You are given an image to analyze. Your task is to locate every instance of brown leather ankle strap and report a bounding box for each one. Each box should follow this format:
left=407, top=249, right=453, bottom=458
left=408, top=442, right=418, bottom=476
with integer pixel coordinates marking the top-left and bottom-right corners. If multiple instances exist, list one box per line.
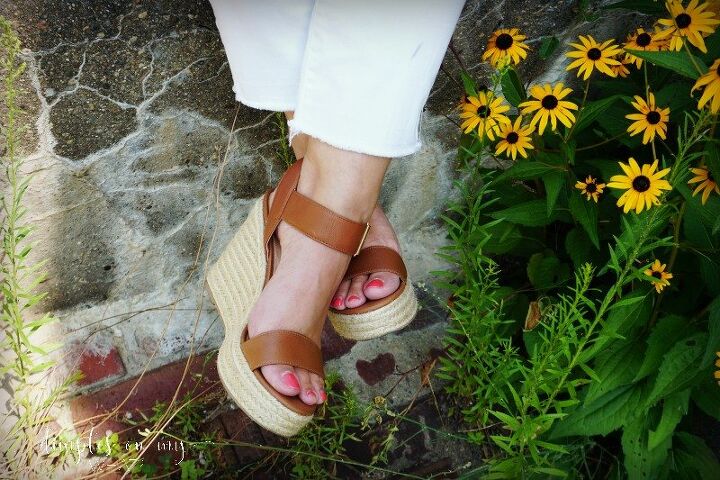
left=264, top=159, right=370, bottom=256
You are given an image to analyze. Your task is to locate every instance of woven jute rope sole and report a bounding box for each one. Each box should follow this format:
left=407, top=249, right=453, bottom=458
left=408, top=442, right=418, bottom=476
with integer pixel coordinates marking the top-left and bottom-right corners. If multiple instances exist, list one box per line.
left=207, top=197, right=313, bottom=437
left=328, top=281, right=419, bottom=341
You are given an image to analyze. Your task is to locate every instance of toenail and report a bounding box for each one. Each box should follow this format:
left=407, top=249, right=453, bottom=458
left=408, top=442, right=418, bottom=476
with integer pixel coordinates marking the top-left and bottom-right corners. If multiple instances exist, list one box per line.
left=281, top=371, right=300, bottom=390
left=331, top=297, right=344, bottom=308
left=366, top=278, right=384, bottom=289
left=319, top=390, right=327, bottom=402
left=347, top=295, right=360, bottom=303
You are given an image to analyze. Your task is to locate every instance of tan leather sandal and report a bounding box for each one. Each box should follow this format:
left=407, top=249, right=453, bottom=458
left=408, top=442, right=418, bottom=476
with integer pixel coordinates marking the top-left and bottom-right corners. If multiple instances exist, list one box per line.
left=328, top=245, right=419, bottom=340
left=206, top=159, right=370, bottom=437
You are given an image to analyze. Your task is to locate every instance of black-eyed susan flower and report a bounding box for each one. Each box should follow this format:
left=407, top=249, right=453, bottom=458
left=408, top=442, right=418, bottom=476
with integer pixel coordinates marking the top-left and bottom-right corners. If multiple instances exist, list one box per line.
left=688, top=165, right=720, bottom=204
left=482, top=28, right=530, bottom=68
left=575, top=175, right=606, bottom=202
left=459, top=91, right=511, bottom=140
left=624, top=28, right=663, bottom=68
left=519, top=83, right=578, bottom=135
left=692, top=58, right=720, bottom=113
left=607, top=158, right=672, bottom=214
left=644, top=259, right=673, bottom=293
left=611, top=56, right=633, bottom=77
left=715, top=352, right=720, bottom=385
left=494, top=116, right=535, bottom=160
left=566, top=35, right=624, bottom=80
left=656, top=0, right=720, bottom=53
left=626, top=92, right=670, bottom=144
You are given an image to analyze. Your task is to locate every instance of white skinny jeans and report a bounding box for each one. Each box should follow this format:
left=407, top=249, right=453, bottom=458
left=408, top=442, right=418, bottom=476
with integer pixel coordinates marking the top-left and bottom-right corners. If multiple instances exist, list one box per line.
left=208, top=0, right=465, bottom=158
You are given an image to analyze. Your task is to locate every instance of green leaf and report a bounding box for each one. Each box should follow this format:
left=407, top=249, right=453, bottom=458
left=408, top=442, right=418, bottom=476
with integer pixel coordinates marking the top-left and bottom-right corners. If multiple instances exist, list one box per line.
left=602, top=0, right=666, bottom=14
left=569, top=191, right=599, bottom=249
left=573, top=95, right=628, bottom=134
left=527, top=250, right=571, bottom=291
left=460, top=71, right=477, bottom=97
left=625, top=49, right=704, bottom=79
left=544, top=171, right=565, bottom=217
left=635, top=315, right=695, bottom=382
left=646, top=333, right=708, bottom=406
left=703, top=295, right=720, bottom=365
left=495, top=160, right=565, bottom=183
left=648, top=389, right=690, bottom=450
left=673, top=432, right=720, bottom=479
left=551, top=383, right=647, bottom=438
left=500, top=67, right=526, bottom=107
left=622, top=412, right=672, bottom=480
left=585, top=338, right=645, bottom=404
left=565, top=228, right=592, bottom=269
left=539, top=36, right=560, bottom=59
left=489, top=200, right=553, bottom=227
left=692, top=375, right=720, bottom=422
left=703, top=142, right=720, bottom=195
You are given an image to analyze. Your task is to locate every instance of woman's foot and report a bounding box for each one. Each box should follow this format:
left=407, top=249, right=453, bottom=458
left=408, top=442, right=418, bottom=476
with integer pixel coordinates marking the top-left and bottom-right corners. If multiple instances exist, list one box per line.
left=330, top=206, right=402, bottom=310
left=246, top=140, right=389, bottom=406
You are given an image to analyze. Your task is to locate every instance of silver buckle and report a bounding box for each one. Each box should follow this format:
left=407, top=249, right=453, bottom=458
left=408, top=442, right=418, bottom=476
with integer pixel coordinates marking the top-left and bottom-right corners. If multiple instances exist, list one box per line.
left=354, top=223, right=371, bottom=257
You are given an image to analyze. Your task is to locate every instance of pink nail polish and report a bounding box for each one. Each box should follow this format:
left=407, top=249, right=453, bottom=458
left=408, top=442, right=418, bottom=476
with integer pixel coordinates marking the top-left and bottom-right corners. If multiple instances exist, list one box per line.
left=331, top=297, right=344, bottom=308
left=281, top=371, right=300, bottom=390
left=347, top=295, right=360, bottom=303
left=366, top=278, right=384, bottom=289
left=319, top=390, right=327, bottom=402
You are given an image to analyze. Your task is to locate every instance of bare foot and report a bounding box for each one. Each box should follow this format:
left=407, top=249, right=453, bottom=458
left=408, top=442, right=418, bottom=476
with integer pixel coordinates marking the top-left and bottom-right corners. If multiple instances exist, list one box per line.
left=330, top=206, right=402, bottom=311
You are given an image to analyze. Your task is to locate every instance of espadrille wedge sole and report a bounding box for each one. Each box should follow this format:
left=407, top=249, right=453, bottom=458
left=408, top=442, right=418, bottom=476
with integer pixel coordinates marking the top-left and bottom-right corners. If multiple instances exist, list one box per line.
left=207, top=159, right=372, bottom=437
left=328, top=246, right=418, bottom=340
left=208, top=197, right=314, bottom=437
left=329, top=278, right=418, bottom=340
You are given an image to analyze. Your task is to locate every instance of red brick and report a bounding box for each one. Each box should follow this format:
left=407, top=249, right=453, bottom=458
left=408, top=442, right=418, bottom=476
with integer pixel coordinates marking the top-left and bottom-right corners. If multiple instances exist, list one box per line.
left=220, top=409, right=268, bottom=463
left=77, top=347, right=126, bottom=386
left=321, top=321, right=356, bottom=361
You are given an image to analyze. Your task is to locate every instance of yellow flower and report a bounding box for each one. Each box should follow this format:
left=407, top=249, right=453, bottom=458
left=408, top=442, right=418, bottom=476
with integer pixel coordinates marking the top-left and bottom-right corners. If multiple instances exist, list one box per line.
left=482, top=28, right=530, bottom=68
left=575, top=175, right=606, bottom=202
left=688, top=165, right=720, bottom=204
left=566, top=35, right=623, bottom=80
left=644, top=259, right=673, bottom=293
left=459, top=91, right=511, bottom=140
left=607, top=158, right=672, bottom=214
left=494, top=116, right=535, bottom=160
left=611, top=56, right=633, bottom=77
left=519, top=83, right=578, bottom=135
left=692, top=58, right=720, bottom=113
left=624, top=28, right=664, bottom=68
left=656, top=0, right=720, bottom=53
left=715, top=352, right=720, bottom=385
left=625, top=92, right=670, bottom=144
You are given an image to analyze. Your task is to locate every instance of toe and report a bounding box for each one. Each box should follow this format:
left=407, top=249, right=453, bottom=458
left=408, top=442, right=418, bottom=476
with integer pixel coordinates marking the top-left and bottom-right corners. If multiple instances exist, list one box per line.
left=259, top=365, right=301, bottom=397
left=363, top=272, right=401, bottom=300
left=296, top=369, right=318, bottom=405
left=310, top=375, right=326, bottom=404
left=345, top=275, right=368, bottom=309
left=331, top=279, right=351, bottom=310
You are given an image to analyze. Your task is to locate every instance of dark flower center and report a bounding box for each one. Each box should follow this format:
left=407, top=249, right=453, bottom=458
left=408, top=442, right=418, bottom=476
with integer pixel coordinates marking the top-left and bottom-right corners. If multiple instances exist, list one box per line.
left=476, top=105, right=491, bottom=118
left=651, top=271, right=663, bottom=279
left=587, top=47, right=602, bottom=60
left=632, top=175, right=651, bottom=192
left=541, top=95, right=559, bottom=110
left=585, top=183, right=597, bottom=193
left=675, top=13, right=691, bottom=29
left=636, top=33, right=652, bottom=47
left=506, top=132, right=519, bottom=144
left=708, top=171, right=715, bottom=182
left=716, top=63, right=720, bottom=76
left=646, top=110, right=661, bottom=125
left=496, top=33, right=514, bottom=50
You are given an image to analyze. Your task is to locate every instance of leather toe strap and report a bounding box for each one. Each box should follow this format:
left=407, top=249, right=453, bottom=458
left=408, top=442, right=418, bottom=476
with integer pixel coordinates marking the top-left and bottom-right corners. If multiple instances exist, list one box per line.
left=241, top=328, right=324, bottom=378
left=345, top=246, right=407, bottom=281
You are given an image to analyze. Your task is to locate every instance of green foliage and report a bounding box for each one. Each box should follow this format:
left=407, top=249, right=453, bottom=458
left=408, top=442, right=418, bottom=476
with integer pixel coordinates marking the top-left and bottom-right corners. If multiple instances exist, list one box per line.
left=438, top=4, right=720, bottom=478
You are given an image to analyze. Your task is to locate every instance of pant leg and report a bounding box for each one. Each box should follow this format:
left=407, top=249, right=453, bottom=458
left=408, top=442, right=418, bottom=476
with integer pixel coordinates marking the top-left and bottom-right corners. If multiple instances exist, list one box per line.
left=208, top=0, right=314, bottom=111
left=289, top=0, right=465, bottom=158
